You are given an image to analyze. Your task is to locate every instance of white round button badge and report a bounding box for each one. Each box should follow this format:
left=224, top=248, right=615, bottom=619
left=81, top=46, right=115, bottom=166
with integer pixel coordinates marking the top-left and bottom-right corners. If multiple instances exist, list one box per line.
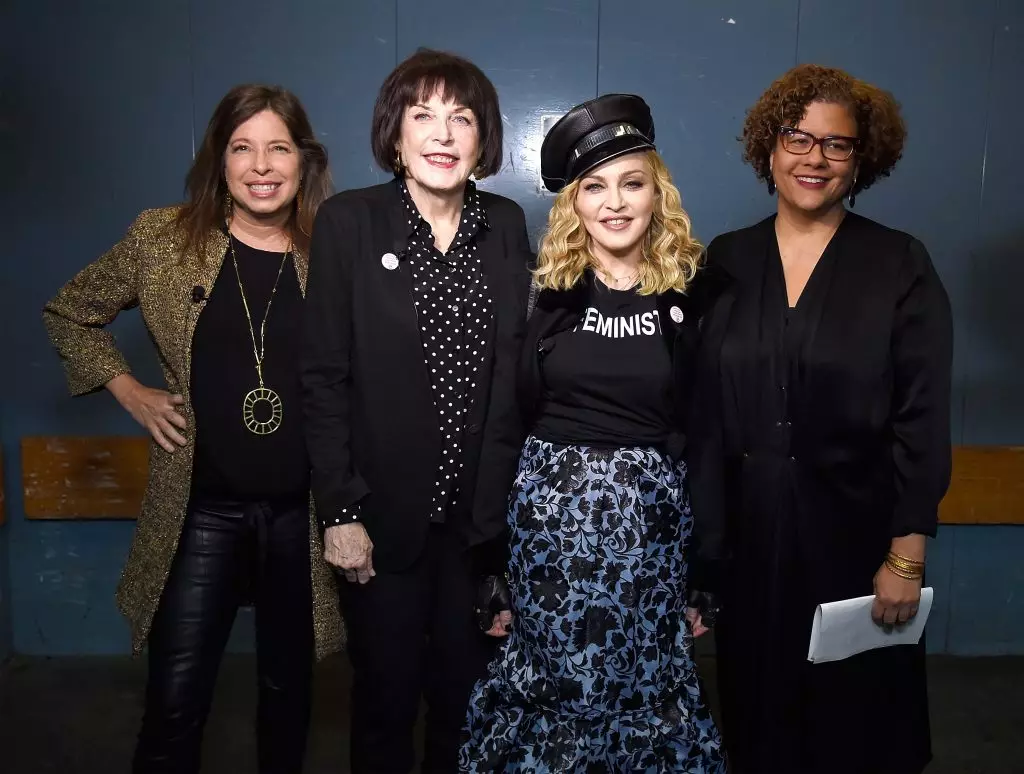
left=670, top=306, right=685, bottom=323
left=381, top=252, right=399, bottom=271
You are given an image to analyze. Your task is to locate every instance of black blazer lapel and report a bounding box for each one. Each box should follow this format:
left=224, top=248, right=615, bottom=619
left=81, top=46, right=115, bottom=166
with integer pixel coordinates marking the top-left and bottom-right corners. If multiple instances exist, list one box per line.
left=365, top=188, right=435, bottom=402
left=655, top=288, right=691, bottom=351
left=465, top=220, right=502, bottom=425
left=518, top=281, right=588, bottom=427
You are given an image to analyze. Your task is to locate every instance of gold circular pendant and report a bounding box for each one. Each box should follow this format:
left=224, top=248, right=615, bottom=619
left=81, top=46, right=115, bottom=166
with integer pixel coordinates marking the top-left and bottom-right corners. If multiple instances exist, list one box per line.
left=242, top=387, right=283, bottom=435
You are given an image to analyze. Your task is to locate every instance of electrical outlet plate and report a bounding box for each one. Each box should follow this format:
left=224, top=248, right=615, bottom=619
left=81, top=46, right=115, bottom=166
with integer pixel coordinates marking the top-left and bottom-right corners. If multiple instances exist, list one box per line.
left=537, top=113, right=562, bottom=194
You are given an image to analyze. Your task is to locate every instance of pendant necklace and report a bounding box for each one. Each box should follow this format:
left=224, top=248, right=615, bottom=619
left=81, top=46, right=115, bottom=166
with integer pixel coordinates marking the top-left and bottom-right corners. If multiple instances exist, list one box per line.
left=227, top=228, right=290, bottom=435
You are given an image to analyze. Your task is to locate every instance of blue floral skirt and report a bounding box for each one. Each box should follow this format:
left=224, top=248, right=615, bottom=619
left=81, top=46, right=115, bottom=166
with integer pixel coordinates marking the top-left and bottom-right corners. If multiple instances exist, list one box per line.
left=460, top=437, right=726, bottom=773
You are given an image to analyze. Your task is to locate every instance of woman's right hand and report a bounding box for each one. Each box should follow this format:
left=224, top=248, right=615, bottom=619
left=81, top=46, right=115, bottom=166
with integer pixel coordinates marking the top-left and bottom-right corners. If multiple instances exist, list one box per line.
left=324, top=523, right=376, bottom=584
left=106, top=373, right=188, bottom=453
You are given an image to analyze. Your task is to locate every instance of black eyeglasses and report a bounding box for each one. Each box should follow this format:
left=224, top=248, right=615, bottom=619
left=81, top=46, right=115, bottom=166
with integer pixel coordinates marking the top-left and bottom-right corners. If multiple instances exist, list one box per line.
left=779, top=127, right=859, bottom=161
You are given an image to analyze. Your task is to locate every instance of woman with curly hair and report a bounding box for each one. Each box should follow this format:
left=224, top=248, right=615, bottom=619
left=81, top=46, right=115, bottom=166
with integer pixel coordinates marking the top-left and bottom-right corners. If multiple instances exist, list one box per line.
left=461, top=94, right=726, bottom=772
left=688, top=64, right=953, bottom=772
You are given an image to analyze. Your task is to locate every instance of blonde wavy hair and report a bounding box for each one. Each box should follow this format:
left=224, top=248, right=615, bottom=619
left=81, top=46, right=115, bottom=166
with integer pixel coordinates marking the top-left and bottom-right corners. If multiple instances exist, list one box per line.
left=534, top=150, right=702, bottom=295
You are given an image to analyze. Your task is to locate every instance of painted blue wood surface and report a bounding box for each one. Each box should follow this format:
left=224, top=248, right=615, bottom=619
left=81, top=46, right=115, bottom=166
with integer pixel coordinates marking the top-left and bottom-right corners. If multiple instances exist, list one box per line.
left=1, top=0, right=1021, bottom=655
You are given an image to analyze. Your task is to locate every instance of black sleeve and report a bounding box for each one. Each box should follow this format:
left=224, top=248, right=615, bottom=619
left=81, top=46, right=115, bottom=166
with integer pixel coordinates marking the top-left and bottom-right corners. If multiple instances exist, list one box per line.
left=889, top=238, right=953, bottom=538
left=467, top=205, right=533, bottom=575
left=686, top=237, right=729, bottom=592
left=301, top=200, right=371, bottom=530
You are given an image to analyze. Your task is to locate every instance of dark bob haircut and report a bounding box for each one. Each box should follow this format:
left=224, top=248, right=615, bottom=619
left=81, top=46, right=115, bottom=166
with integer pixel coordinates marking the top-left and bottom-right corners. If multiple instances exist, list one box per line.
left=742, top=64, right=906, bottom=196
left=371, top=48, right=504, bottom=178
left=176, top=84, right=330, bottom=258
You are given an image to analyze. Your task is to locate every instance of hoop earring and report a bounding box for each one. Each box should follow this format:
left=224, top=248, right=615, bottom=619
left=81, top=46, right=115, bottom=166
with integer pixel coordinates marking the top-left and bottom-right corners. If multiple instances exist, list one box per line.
left=848, top=176, right=858, bottom=208
left=394, top=150, right=404, bottom=175
left=767, top=177, right=776, bottom=196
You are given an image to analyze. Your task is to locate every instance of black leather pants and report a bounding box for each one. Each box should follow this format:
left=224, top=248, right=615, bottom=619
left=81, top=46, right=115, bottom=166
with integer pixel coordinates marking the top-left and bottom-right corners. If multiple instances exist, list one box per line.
left=132, top=496, right=314, bottom=774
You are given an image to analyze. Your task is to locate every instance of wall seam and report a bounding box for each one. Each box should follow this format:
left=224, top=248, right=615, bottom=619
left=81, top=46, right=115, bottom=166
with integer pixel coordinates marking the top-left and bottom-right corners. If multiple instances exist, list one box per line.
left=793, top=0, right=802, bottom=65
left=962, top=0, right=1001, bottom=446
left=594, top=0, right=601, bottom=97
left=186, top=0, right=197, bottom=158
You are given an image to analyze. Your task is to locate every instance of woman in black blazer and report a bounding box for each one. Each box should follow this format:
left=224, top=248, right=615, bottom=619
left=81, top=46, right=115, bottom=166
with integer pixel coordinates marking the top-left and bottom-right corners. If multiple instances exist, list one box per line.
left=690, top=64, right=953, bottom=773
left=300, top=49, right=531, bottom=774
left=461, top=94, right=726, bottom=773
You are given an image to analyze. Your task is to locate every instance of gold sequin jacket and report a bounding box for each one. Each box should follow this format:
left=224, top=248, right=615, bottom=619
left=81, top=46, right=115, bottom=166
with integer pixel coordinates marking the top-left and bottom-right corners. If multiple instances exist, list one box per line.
left=42, top=206, right=344, bottom=659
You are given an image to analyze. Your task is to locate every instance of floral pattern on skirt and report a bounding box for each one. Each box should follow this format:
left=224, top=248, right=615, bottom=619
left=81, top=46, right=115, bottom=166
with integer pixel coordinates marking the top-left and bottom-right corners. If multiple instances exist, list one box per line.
left=460, top=437, right=726, bottom=773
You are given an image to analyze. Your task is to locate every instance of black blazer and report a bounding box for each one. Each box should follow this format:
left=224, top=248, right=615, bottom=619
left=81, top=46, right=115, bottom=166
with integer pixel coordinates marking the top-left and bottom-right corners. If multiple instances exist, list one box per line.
left=690, top=212, right=953, bottom=595
left=301, top=180, right=532, bottom=572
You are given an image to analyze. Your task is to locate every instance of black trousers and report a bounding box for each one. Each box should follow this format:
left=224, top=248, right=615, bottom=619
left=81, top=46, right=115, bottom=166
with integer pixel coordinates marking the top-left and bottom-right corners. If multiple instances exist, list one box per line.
left=340, top=524, right=497, bottom=774
left=133, top=496, right=314, bottom=774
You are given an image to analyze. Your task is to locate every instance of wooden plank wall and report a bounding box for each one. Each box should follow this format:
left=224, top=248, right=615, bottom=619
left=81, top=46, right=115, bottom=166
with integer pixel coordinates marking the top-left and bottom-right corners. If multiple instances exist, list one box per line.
left=14, top=436, right=1024, bottom=524
left=21, top=437, right=149, bottom=520
left=939, top=446, right=1024, bottom=524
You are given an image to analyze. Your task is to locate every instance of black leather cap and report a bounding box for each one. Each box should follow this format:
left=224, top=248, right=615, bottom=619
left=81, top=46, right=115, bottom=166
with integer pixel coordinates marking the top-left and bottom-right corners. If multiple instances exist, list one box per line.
left=541, top=94, right=656, bottom=192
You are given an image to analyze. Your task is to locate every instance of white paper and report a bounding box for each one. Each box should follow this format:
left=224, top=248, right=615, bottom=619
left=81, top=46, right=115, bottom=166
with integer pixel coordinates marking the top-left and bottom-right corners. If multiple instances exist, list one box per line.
left=807, top=587, right=934, bottom=664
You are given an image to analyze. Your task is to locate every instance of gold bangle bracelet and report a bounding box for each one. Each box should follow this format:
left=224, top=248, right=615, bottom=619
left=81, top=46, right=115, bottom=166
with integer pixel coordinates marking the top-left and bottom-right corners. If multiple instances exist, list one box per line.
left=886, top=555, right=925, bottom=572
left=888, top=551, right=925, bottom=568
left=880, top=565, right=921, bottom=577
left=885, top=555, right=923, bottom=571
left=886, top=565, right=924, bottom=580
left=885, top=561, right=923, bottom=580
left=884, top=561, right=925, bottom=573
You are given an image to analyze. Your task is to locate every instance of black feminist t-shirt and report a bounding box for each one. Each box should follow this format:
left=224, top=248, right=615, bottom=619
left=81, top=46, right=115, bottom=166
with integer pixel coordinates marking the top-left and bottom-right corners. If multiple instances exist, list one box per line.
left=532, top=276, right=673, bottom=449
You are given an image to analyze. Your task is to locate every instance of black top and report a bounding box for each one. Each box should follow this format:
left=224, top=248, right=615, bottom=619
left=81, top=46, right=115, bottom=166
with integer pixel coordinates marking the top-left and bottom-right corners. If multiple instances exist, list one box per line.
left=190, top=237, right=310, bottom=500
left=301, top=180, right=533, bottom=571
left=532, top=274, right=672, bottom=448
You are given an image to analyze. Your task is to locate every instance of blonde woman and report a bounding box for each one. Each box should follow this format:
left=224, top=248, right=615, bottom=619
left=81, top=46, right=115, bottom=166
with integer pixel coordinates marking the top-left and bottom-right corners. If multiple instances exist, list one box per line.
left=461, top=95, right=726, bottom=772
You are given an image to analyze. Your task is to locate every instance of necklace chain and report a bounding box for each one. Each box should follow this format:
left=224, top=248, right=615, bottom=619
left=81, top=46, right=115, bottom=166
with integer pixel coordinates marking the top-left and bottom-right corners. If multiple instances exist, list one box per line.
left=598, top=267, right=640, bottom=290
left=227, top=228, right=291, bottom=387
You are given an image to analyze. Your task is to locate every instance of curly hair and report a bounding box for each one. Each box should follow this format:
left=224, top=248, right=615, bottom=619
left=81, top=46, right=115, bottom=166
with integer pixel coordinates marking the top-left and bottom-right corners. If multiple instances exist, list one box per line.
left=742, top=64, right=906, bottom=195
left=534, top=150, right=702, bottom=295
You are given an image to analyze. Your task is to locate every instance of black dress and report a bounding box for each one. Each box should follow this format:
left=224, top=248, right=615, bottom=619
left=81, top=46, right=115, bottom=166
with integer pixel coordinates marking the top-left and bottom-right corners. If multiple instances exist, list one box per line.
left=690, top=213, right=953, bottom=774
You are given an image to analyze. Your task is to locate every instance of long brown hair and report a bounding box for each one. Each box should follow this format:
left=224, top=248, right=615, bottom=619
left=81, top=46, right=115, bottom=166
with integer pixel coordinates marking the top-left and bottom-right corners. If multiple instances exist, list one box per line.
left=175, top=84, right=331, bottom=258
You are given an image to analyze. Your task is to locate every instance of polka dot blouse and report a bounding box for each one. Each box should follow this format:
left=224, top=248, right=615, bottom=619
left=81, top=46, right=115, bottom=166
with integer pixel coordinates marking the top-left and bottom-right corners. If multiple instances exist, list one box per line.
left=323, top=179, right=493, bottom=528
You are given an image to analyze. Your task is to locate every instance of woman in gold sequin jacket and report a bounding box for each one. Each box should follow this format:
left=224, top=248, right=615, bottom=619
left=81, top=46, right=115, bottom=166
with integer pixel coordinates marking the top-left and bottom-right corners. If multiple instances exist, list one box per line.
left=43, top=84, right=342, bottom=774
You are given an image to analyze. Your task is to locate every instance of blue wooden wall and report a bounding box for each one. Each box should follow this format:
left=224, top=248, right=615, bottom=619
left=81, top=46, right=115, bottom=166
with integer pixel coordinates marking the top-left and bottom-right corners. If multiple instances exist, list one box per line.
left=1, top=0, right=1021, bottom=656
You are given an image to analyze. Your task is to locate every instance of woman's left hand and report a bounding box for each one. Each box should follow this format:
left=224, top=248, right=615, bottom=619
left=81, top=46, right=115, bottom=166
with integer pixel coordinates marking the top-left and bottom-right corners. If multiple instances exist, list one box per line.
left=485, top=610, right=513, bottom=638
left=685, top=608, right=710, bottom=638
left=871, top=563, right=922, bottom=627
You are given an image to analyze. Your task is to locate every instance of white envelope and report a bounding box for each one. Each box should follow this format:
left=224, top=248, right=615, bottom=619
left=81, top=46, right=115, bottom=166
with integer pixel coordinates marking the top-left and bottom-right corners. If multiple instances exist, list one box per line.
left=807, top=587, right=934, bottom=664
